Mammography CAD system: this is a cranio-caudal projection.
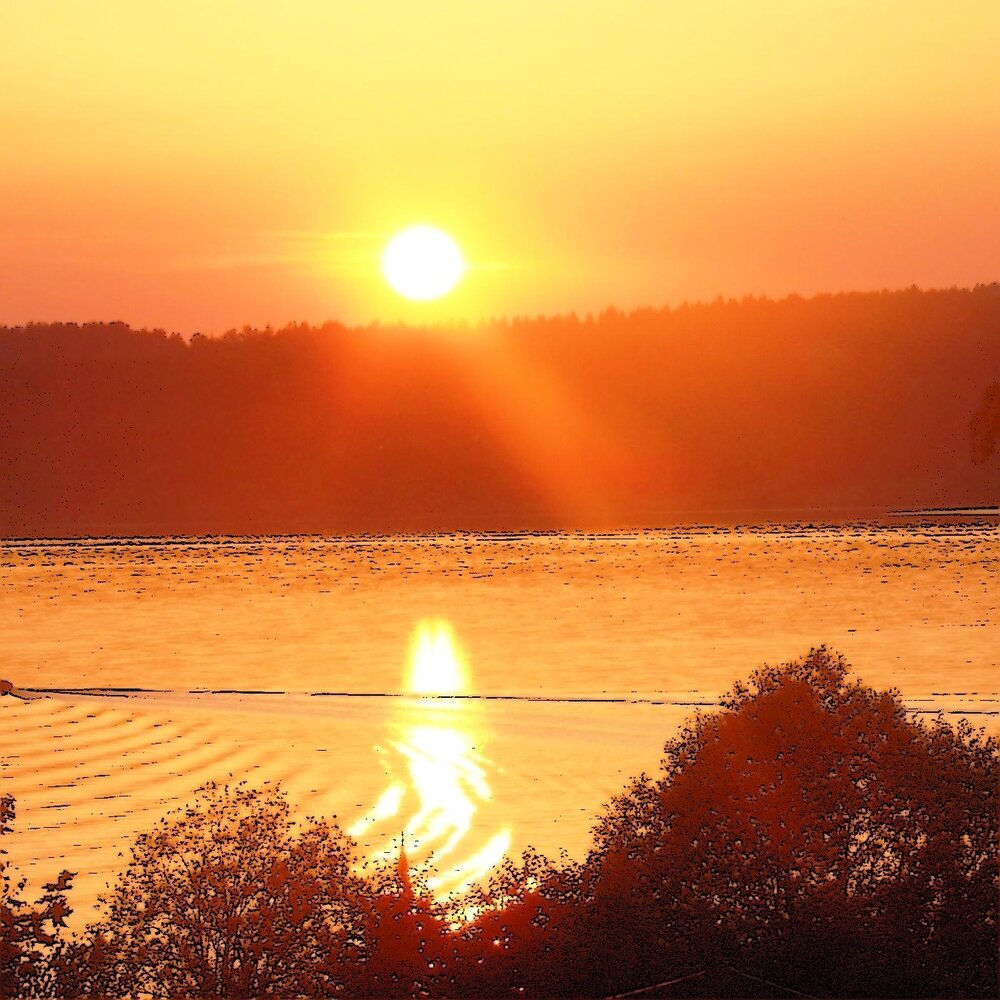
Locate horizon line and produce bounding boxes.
[4,281,1000,340]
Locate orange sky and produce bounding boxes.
[3,1,999,333]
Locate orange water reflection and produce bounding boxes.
[348,620,511,896]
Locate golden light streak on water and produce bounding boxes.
[348,619,512,898]
[407,620,467,695]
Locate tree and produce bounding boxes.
[83,781,371,998]
[585,648,999,997]
[449,849,585,998]
[0,794,75,999]
[971,381,1000,463]
[351,840,459,998]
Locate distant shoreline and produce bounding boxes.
[5,685,996,721]
[888,506,998,517]
[2,509,998,544]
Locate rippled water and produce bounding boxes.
[2,522,997,926]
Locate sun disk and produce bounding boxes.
[382,225,466,301]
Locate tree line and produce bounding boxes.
[2,286,999,536]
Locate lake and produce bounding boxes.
[2,522,997,926]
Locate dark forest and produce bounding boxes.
[3,286,999,537]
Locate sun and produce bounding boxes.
[382,225,466,301]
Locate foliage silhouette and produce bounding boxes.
[581,647,999,997]
[971,381,1000,464]
[351,842,463,998]
[67,782,369,997]
[0,794,75,999]
[10,651,999,997]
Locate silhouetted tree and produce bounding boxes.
[971,382,1000,463]
[351,841,460,997]
[0,794,75,999]
[80,781,370,998]
[448,849,584,997]
[585,648,998,998]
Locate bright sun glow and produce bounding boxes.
[348,619,512,903]
[407,619,467,694]
[381,225,466,301]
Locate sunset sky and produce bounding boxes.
[3,1,999,333]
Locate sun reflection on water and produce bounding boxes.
[348,619,512,897]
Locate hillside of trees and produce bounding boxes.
[2,286,999,536]
[4,649,997,998]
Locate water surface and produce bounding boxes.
[2,523,996,925]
